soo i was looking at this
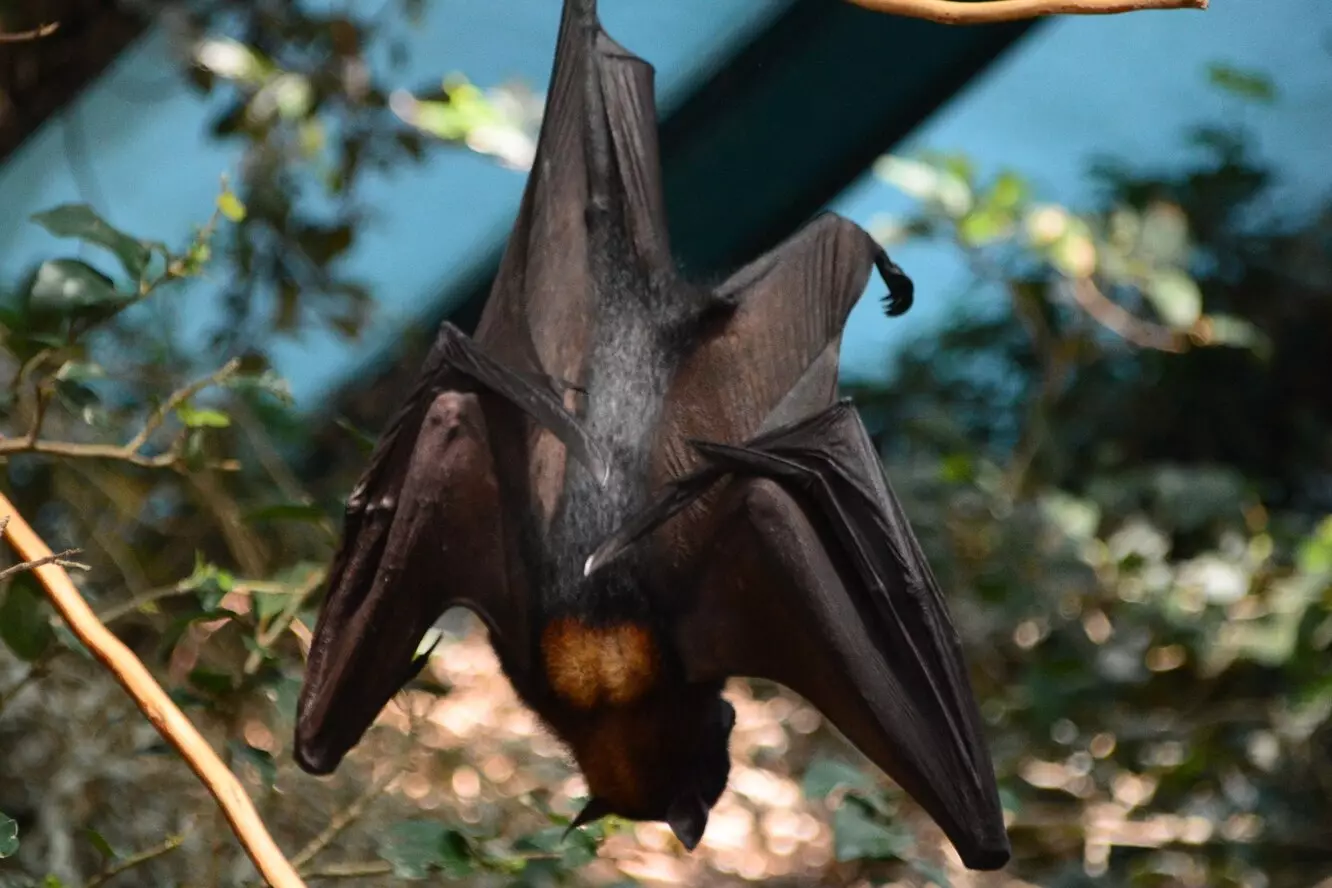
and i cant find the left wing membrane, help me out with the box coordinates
[593,401,1010,870]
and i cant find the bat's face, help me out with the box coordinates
[566,693,735,850]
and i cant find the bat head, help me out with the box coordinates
[567,693,735,851]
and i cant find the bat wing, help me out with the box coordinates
[658,212,911,456]
[295,323,606,775]
[473,0,674,387]
[592,401,1009,870]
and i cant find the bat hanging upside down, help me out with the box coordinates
[294,0,1009,870]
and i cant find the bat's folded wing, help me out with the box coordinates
[295,323,606,775]
[595,401,1009,869]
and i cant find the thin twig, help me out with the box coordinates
[0,22,59,42]
[84,832,188,888]
[99,576,307,625]
[0,548,86,581]
[0,653,55,717]
[243,568,328,676]
[0,360,244,470]
[125,359,242,454]
[302,862,394,881]
[292,768,402,871]
[844,0,1205,25]
[0,495,306,888]
[1066,277,1185,352]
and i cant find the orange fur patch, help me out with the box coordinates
[541,618,659,709]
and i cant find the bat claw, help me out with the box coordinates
[874,248,914,317]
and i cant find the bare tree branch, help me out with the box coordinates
[0,494,307,888]
[243,567,328,676]
[0,22,59,42]
[292,768,402,872]
[1066,277,1185,352]
[844,0,1206,24]
[302,861,394,881]
[0,360,243,470]
[0,549,87,581]
[84,832,189,888]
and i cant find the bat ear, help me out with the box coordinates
[666,791,709,851]
[563,796,613,840]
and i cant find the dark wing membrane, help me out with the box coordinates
[652,214,908,506]
[473,0,673,387]
[646,213,910,573]
[295,324,603,775]
[613,401,1008,869]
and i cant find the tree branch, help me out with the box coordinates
[843,0,1205,24]
[301,861,394,881]
[0,549,87,581]
[1066,277,1185,352]
[0,22,59,42]
[0,360,243,471]
[243,567,327,676]
[292,768,401,872]
[0,495,306,888]
[84,832,189,888]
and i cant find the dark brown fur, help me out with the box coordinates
[293,0,1009,867]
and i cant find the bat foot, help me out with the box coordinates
[873,249,915,317]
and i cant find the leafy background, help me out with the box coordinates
[1,4,1329,888]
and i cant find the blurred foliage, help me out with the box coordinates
[0,8,1329,887]
[157,0,535,356]
[846,62,1332,888]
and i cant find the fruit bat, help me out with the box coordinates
[294,0,1009,870]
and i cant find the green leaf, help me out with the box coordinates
[1145,269,1203,328]
[873,155,973,217]
[958,207,1013,247]
[30,204,152,279]
[28,259,127,314]
[831,797,913,862]
[1048,223,1097,279]
[802,758,877,801]
[1137,202,1190,266]
[1040,492,1101,542]
[176,403,231,428]
[84,829,119,860]
[0,575,55,662]
[229,740,277,788]
[189,667,236,697]
[1203,313,1270,356]
[990,170,1028,210]
[181,557,236,611]
[378,820,475,880]
[1297,517,1332,576]
[0,810,18,858]
[1206,63,1277,104]
[252,591,289,625]
[217,190,247,223]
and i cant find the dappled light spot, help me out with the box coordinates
[451,765,481,799]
